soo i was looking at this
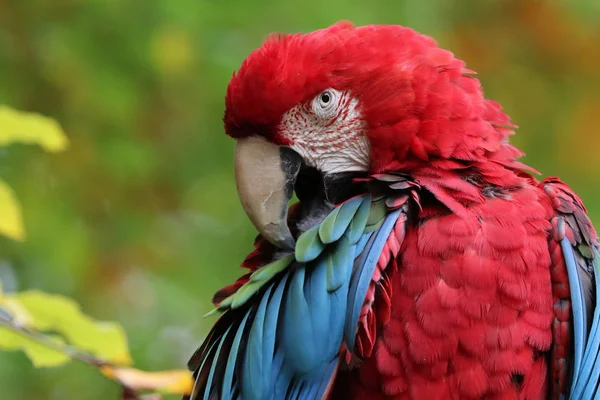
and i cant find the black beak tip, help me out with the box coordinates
[262,222,296,250]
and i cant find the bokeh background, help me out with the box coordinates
[1,0,599,398]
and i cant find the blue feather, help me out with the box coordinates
[326,238,353,353]
[270,348,292,400]
[574,251,600,399]
[308,257,331,359]
[316,359,339,398]
[261,274,288,396]
[581,347,600,399]
[298,359,338,400]
[191,193,413,400]
[326,236,352,292]
[287,380,303,399]
[191,333,222,399]
[355,231,373,256]
[345,209,401,349]
[283,267,315,373]
[222,312,252,400]
[204,325,233,400]
[243,285,274,400]
[561,237,586,387]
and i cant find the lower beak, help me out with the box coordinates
[233,136,302,249]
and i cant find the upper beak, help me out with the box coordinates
[233,136,302,249]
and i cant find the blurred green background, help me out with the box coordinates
[0,0,599,398]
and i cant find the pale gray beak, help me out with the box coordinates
[233,136,302,249]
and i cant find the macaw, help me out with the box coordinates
[185,22,600,399]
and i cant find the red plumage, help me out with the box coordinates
[212,22,599,399]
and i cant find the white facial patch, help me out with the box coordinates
[279,89,370,174]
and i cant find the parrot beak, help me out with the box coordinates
[233,136,302,249]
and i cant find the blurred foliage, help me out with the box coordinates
[0,106,69,241]
[0,106,192,398]
[0,0,599,398]
[0,286,193,398]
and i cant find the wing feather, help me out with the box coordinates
[188,175,418,400]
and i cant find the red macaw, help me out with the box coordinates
[186,22,600,399]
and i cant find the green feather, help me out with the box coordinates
[204,195,375,317]
[366,197,387,232]
[230,280,264,309]
[205,255,294,316]
[249,255,294,282]
[579,244,594,259]
[347,194,371,244]
[318,196,364,244]
[203,307,223,318]
[296,224,325,263]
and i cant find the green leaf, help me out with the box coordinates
[0,105,69,152]
[0,329,70,367]
[0,179,25,241]
[3,291,132,366]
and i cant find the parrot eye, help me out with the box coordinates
[312,89,340,118]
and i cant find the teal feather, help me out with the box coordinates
[309,256,333,358]
[326,240,353,352]
[326,236,352,292]
[243,285,274,400]
[203,325,233,400]
[562,237,586,385]
[221,312,251,400]
[365,196,388,231]
[572,249,600,399]
[271,348,292,400]
[190,337,220,399]
[318,196,364,244]
[295,224,325,263]
[260,274,288,397]
[346,209,401,350]
[347,194,371,244]
[283,266,318,373]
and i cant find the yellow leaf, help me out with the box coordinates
[0,105,69,152]
[0,329,70,367]
[101,366,193,395]
[4,290,132,365]
[0,179,25,241]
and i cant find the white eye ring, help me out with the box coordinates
[312,89,340,118]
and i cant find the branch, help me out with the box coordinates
[0,314,163,400]
[0,314,107,367]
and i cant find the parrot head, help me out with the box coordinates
[225,21,520,249]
